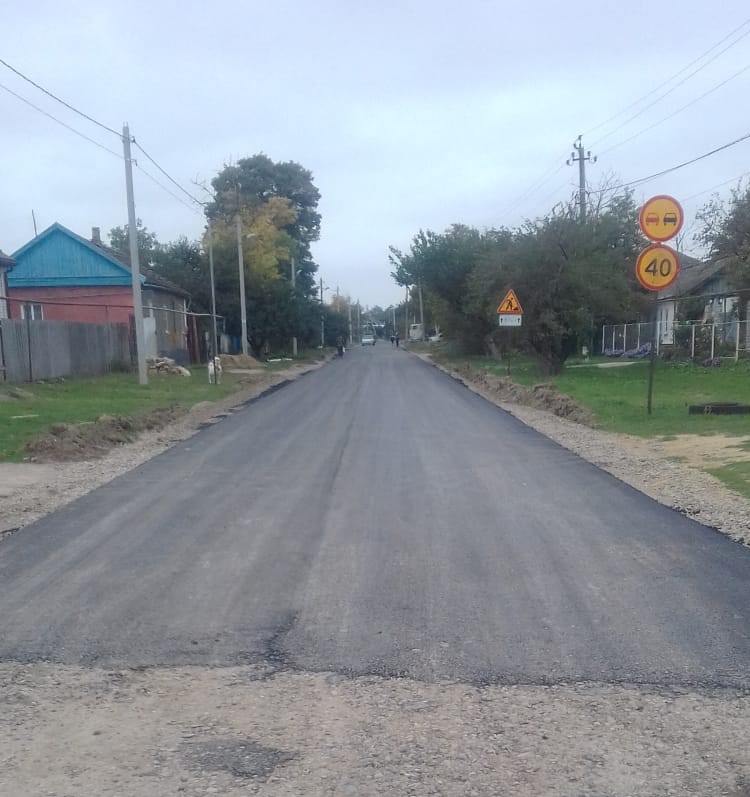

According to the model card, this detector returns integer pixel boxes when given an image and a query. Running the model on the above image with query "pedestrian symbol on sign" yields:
[497,289,523,315]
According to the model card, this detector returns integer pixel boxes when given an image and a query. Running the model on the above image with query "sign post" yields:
[637,195,683,415]
[497,290,523,374]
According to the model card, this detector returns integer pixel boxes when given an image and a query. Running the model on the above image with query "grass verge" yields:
[0,368,243,462]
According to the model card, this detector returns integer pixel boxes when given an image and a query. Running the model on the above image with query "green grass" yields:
[0,368,243,461]
[707,461,750,500]
[433,350,750,438]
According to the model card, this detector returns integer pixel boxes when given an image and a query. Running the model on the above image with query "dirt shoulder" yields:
[0,359,328,536]
[417,353,750,547]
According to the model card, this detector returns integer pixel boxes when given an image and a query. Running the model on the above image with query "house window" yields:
[21,303,43,320]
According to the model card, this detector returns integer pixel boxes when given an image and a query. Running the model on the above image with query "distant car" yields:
[361,334,375,346]
[645,212,659,225]
[663,212,678,226]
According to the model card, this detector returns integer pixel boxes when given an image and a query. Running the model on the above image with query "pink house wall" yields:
[7,286,134,324]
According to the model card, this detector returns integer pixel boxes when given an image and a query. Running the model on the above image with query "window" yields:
[21,303,43,320]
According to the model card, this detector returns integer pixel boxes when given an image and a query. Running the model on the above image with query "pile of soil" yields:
[451,364,593,425]
[24,407,185,462]
[219,353,262,369]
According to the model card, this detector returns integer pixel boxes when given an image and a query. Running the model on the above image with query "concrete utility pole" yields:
[290,257,298,357]
[319,277,325,348]
[567,135,596,223]
[235,211,249,357]
[207,218,219,366]
[404,285,409,341]
[418,278,425,341]
[348,302,353,346]
[356,301,361,343]
[122,123,147,385]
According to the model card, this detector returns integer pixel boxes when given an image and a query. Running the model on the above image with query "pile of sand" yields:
[219,353,263,369]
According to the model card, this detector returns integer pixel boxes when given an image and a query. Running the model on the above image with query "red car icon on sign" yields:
[663,212,678,226]
[645,213,659,224]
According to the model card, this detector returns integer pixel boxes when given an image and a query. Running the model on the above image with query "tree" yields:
[108,220,160,263]
[206,153,320,297]
[696,182,750,319]
[390,188,647,372]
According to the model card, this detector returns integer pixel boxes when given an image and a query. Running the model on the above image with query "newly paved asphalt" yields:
[1,344,750,686]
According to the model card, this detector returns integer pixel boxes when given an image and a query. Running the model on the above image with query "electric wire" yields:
[0,56,121,137]
[0,81,122,159]
[133,140,205,207]
[589,26,750,148]
[134,163,204,215]
[682,170,750,202]
[598,61,750,157]
[583,16,750,138]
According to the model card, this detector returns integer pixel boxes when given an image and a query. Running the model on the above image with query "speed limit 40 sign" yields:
[635,243,680,291]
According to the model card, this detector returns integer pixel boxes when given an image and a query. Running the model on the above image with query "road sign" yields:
[635,244,680,291]
[639,195,684,242]
[498,314,522,327]
[497,289,523,314]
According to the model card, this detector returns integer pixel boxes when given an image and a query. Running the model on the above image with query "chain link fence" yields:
[601,320,750,362]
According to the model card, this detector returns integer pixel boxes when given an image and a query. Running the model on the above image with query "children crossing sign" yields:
[497,290,523,326]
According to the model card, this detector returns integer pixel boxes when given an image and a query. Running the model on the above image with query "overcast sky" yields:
[2,1,750,307]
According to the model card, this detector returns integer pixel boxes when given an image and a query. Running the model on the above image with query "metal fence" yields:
[601,320,750,361]
[0,319,131,383]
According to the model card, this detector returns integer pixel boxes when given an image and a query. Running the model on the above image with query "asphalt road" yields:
[1,343,750,687]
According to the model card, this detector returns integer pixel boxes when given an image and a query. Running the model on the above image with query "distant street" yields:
[2,343,750,687]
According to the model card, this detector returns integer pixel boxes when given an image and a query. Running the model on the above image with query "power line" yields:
[587,130,750,197]
[682,170,750,202]
[590,26,750,149]
[598,61,750,157]
[0,81,122,160]
[626,130,750,188]
[134,162,204,215]
[0,56,121,137]
[133,140,205,207]
[584,16,750,138]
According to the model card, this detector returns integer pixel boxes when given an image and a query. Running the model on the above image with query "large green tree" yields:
[696,182,750,318]
[391,190,647,372]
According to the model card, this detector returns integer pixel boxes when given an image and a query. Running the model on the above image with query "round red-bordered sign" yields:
[639,195,684,242]
[635,244,680,291]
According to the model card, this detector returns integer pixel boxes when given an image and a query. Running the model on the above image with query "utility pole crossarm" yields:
[566,135,597,223]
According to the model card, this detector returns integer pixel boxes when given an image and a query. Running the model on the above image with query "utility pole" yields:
[404,285,409,341]
[356,300,360,343]
[235,209,249,357]
[567,135,596,223]
[319,277,325,348]
[290,256,298,356]
[207,218,219,368]
[417,278,425,341]
[348,302,353,346]
[122,123,147,385]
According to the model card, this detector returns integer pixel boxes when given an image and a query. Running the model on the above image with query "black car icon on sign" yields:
[663,212,678,226]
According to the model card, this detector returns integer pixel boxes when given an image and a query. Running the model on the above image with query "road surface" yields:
[2,343,750,796]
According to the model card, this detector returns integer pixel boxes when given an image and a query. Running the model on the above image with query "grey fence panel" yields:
[0,320,132,383]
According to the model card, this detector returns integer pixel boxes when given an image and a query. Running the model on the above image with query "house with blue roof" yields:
[0,249,14,320]
[8,223,190,361]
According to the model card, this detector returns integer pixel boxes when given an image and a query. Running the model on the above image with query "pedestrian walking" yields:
[395,333,400,348]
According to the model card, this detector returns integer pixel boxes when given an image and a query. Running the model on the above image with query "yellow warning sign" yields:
[497,289,523,314]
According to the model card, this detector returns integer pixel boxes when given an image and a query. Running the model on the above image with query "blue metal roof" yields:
[9,223,145,288]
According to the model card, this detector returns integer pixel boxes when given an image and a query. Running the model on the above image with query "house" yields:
[656,255,740,345]
[8,223,190,361]
[0,250,14,319]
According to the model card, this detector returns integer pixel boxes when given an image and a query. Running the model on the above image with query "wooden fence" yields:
[0,319,131,383]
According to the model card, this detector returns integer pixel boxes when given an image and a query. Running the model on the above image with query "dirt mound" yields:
[24,407,185,462]
[219,353,262,369]
[454,366,593,425]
